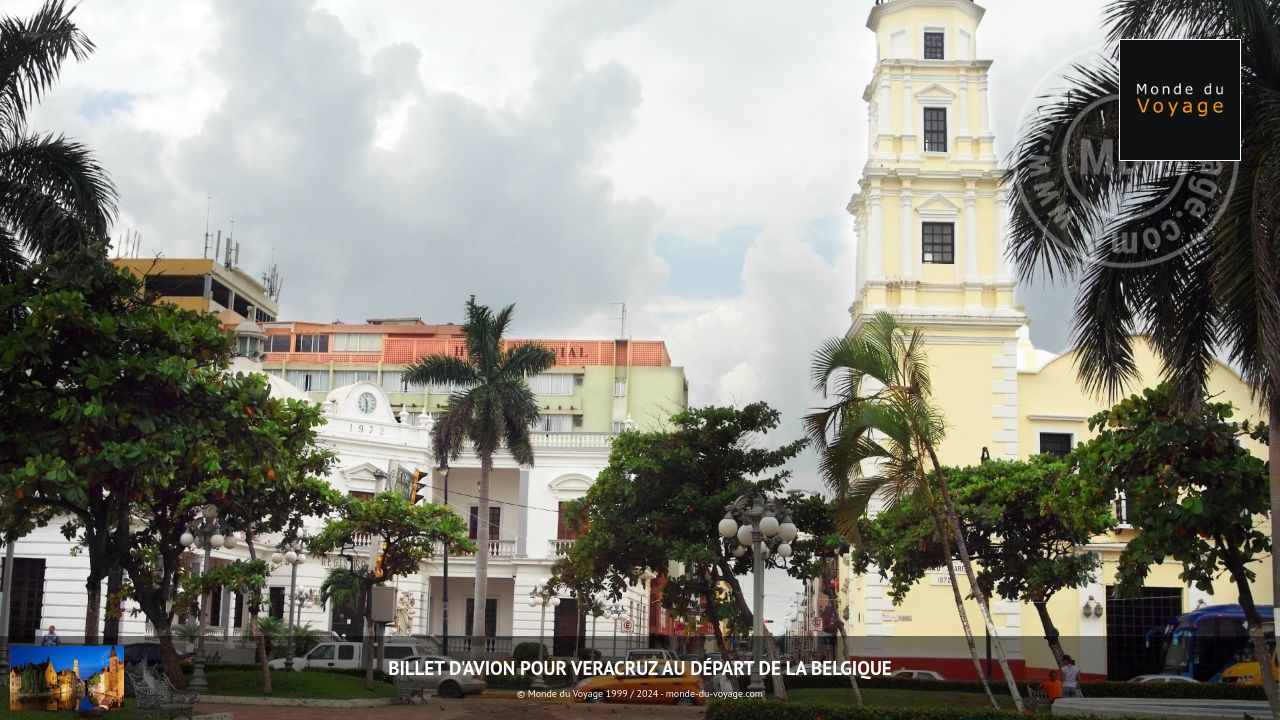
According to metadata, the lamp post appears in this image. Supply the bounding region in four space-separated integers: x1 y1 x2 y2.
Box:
606 603 625 660
179 504 233 693
717 495 798 694
271 538 308 670
527 579 559 690
438 453 451 657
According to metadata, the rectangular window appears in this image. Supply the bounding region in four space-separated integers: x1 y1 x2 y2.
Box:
923 107 947 152
557 501 587 540
337 645 355 660
264 335 292 353
294 334 329 353
465 598 498 637
332 370 376 387
613 378 627 397
527 373 575 396
380 370 404 393
469 506 501 540
332 333 383 352
1115 492 1131 526
1039 432 1073 457
535 415 573 432
285 370 330 393
269 587 285 621
921 222 955 264
923 32 944 59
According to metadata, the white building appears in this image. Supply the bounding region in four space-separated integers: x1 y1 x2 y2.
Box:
2 323 663 659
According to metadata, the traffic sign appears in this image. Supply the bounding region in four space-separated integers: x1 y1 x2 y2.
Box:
811 617 822 631
622 618 634 633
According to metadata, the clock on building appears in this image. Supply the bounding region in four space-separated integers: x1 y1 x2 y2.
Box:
357 392 377 414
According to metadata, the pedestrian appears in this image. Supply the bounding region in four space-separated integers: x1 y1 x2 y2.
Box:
1041 669 1063 702
41 625 60 646
1061 655 1081 697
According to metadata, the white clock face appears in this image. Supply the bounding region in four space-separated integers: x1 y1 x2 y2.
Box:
357 392 377 414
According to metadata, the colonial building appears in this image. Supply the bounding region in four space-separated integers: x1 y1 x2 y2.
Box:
841 0 1269 680
3 259 686 658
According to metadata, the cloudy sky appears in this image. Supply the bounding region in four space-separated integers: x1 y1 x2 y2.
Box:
18 0 1111 621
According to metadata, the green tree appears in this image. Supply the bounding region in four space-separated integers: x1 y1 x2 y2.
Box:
207 374 338 695
403 297 555 653
0 248 232 647
1075 384 1274 707
805 312 1022 710
1003 0 1280 683
310 492 472 689
854 455 1113 667
0 0 116 285
558 403 816 697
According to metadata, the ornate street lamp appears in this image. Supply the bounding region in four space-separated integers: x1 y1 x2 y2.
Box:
527 579 560 689
717 495 798 694
272 536 309 670
179 504 233 693
606 603 626 661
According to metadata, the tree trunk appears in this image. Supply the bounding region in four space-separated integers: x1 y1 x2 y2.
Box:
921 477 997 707
84 574 103 645
103 567 123 646
471 454 492 658
762 624 787 700
155 625 187 690
244 534 272 696
938 520 998 707
1269 394 1280 708
1033 599 1066 669
0 533 15 674
928 446 1024 712
828 609 864 705
363 584 376 690
1229 551 1280 717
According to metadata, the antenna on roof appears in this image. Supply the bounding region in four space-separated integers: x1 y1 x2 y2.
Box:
214 230 222 262
224 221 235 269
612 302 627 339
262 262 284 302
202 195 212 258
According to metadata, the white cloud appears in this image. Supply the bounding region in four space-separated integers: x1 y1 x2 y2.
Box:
17 0 1108 517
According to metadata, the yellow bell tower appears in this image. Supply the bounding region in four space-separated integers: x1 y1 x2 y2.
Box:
847 0 1028 465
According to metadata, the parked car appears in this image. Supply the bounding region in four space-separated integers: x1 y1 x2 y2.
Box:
267 638 431 671
625 648 678 662
123 643 193 669
889 669 945 681
574 662 703 705
1130 673 1200 684
395 655 486 698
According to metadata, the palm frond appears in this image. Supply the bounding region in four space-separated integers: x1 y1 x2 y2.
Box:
0 131 116 248
0 0 93 136
403 353 477 388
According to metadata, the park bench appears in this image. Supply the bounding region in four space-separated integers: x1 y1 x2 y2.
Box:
126 662 200 720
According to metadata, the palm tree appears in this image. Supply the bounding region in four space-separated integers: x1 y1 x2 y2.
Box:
404 297 556 654
805 312 1023 711
1004 1 1280 710
0 0 115 659
1 0 116 284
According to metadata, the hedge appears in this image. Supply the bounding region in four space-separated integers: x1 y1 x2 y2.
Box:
706 700 1025 720
778 674 1265 700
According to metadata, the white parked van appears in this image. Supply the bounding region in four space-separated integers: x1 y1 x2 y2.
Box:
268 638 431 671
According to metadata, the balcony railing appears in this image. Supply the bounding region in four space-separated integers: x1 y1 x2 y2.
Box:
549 538 577 556
526 432 615 449
435 539 516 558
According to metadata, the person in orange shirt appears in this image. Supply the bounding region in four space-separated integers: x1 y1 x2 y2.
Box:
1041 669 1063 702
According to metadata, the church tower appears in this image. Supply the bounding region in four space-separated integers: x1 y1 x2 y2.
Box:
847 0 1027 465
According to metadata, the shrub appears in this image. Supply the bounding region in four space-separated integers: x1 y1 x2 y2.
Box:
513 641 549 663
577 647 602 661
